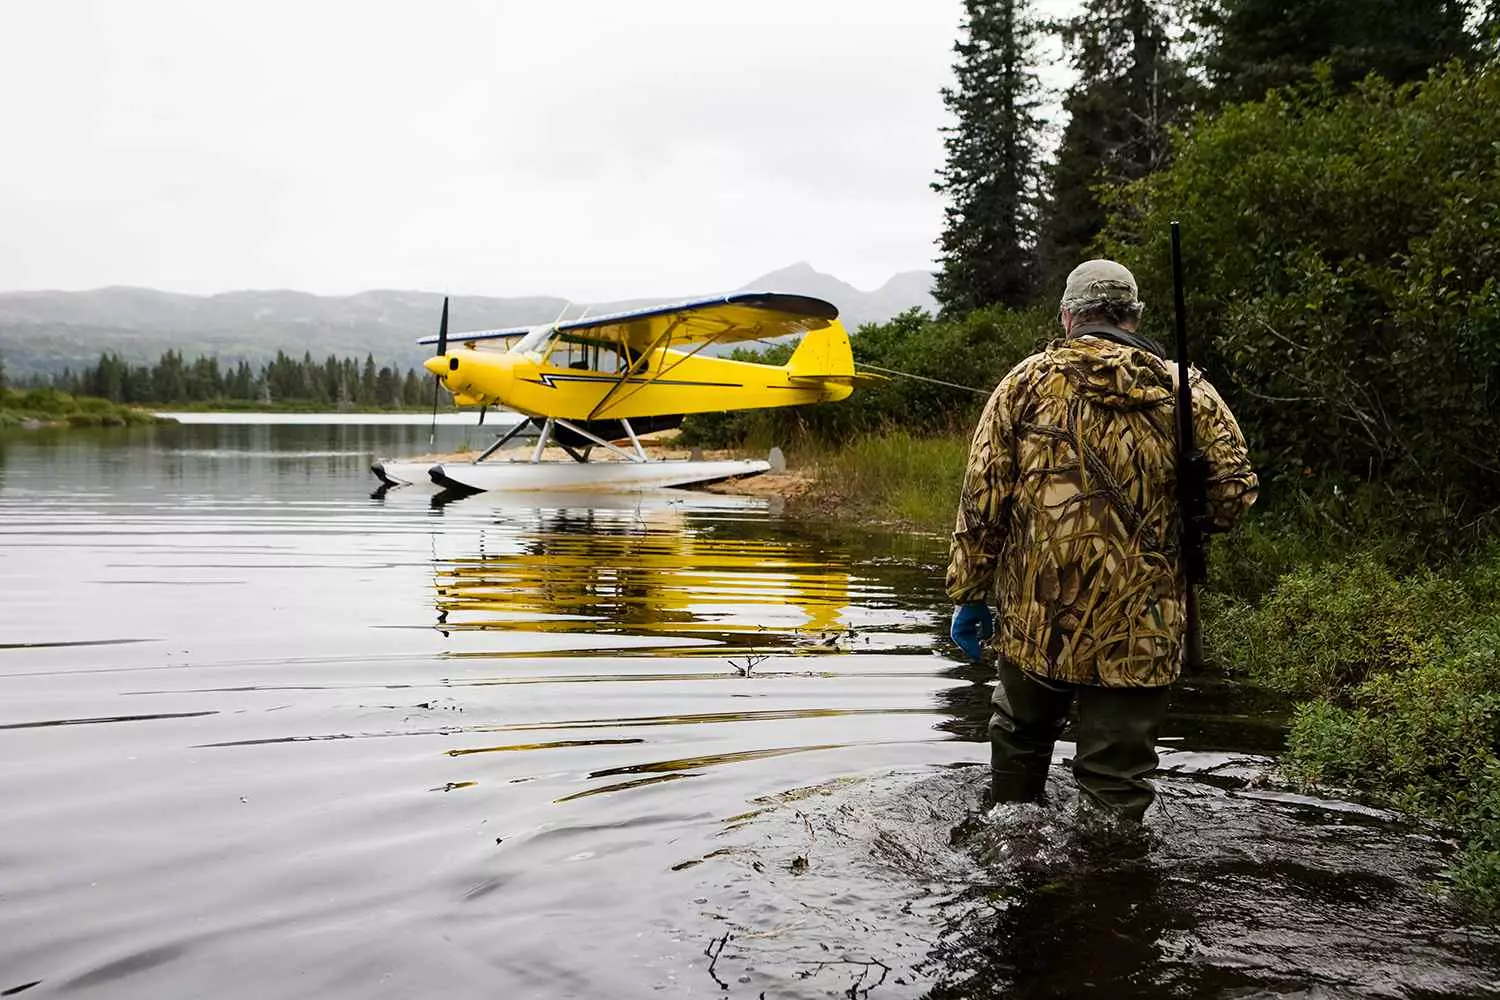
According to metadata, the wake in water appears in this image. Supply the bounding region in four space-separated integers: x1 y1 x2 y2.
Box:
678 758 1500 999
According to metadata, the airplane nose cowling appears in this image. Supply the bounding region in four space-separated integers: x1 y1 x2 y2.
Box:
425 351 513 405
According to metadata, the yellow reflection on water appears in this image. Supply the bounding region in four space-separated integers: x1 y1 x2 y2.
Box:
433 500 857 643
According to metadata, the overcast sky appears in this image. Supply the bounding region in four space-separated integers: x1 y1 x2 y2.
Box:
1 1 1075 300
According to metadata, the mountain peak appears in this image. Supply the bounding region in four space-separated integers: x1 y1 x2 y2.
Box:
739 260 836 289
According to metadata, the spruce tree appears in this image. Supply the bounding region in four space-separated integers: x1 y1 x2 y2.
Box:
934 0 1046 315
1199 0 1478 103
1038 0 1191 293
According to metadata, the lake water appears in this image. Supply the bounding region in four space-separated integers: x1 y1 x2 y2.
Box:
1 421 1496 998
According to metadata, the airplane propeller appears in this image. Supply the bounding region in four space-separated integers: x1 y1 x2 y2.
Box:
428 296 449 447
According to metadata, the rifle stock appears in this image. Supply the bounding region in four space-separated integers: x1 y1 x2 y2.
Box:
1170 222 1210 671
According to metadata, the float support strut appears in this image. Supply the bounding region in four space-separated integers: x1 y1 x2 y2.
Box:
474 419 529 464
552 418 649 464
529 418 554 464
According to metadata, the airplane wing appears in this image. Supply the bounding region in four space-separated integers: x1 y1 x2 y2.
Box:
417 292 837 350
557 292 838 352
417 326 528 347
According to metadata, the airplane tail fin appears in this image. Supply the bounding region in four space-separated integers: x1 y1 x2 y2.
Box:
785 321 855 378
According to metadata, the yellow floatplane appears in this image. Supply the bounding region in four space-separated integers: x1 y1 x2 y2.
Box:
372 292 875 492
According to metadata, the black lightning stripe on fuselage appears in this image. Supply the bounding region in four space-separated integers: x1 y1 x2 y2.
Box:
521 372 744 389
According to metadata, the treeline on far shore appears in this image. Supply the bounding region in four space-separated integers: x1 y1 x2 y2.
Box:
12 350 436 409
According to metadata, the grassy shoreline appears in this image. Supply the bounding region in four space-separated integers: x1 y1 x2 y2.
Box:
780 433 968 532
0 388 172 429
773 431 1500 915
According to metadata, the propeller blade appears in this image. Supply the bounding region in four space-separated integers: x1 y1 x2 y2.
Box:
430 296 449 447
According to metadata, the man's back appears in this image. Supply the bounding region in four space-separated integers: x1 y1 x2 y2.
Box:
946 335 1257 686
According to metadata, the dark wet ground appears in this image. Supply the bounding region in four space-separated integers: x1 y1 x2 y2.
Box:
0 421 1495 999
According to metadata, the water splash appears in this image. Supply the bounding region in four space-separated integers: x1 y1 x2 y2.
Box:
677 762 1500 998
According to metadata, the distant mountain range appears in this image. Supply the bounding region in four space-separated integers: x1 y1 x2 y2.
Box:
0 263 936 377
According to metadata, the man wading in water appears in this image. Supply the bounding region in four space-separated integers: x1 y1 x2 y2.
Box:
947 259 1258 822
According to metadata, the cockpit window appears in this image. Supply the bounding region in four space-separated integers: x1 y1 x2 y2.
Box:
508 327 639 374
551 335 631 373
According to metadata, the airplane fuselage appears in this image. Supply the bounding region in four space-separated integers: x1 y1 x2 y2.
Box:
427 325 857 421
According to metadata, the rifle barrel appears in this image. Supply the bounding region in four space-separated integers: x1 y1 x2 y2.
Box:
1170 221 1207 669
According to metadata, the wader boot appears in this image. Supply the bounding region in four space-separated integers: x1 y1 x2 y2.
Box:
989 660 1069 804
989 660 1170 821
1071 682 1171 823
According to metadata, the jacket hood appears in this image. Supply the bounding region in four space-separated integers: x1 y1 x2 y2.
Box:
1049 335 1174 410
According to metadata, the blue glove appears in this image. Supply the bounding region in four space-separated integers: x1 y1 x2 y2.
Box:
950 602 994 661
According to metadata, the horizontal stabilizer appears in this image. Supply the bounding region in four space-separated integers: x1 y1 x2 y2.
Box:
787 372 888 385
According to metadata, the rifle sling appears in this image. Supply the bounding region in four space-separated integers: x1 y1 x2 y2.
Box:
1070 323 1169 360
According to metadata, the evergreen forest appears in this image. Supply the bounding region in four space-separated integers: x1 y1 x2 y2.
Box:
30 350 436 410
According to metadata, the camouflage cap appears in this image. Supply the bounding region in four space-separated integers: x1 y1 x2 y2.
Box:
1061 259 1139 308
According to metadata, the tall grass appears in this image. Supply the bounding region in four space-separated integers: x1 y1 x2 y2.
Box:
790 432 969 532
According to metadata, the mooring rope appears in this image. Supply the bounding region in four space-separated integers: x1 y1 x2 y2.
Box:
742 337 993 396
855 363 992 396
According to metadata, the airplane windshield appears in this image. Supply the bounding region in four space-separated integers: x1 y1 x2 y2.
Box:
510 326 554 357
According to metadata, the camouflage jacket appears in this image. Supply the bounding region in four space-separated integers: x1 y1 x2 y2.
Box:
945 335 1258 687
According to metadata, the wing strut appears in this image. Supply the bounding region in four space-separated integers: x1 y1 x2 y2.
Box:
586 318 685 420
587 318 734 420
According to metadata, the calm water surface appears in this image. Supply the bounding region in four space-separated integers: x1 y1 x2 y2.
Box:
1 421 1495 998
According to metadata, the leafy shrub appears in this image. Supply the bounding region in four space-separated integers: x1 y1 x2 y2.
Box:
1104 62 1500 520
1281 618 1500 914
1208 481 1494 604
1216 555 1472 696
17 387 76 415
0 386 162 428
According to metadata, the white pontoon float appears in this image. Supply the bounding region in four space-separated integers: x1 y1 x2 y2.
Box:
372 415 770 493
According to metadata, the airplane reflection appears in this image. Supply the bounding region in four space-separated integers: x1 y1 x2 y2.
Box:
430 493 857 648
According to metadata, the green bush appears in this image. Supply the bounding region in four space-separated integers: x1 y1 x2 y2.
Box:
1104 61 1500 520
1215 554 1472 697
17 387 76 415
1208 481 1492 604
0 386 163 429
1282 618 1500 913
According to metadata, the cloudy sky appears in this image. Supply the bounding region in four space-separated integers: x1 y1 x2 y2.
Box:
2 1 1073 300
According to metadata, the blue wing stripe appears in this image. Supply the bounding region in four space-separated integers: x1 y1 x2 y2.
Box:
416 291 837 345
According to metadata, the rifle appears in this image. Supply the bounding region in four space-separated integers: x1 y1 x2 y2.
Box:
1170 221 1210 671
